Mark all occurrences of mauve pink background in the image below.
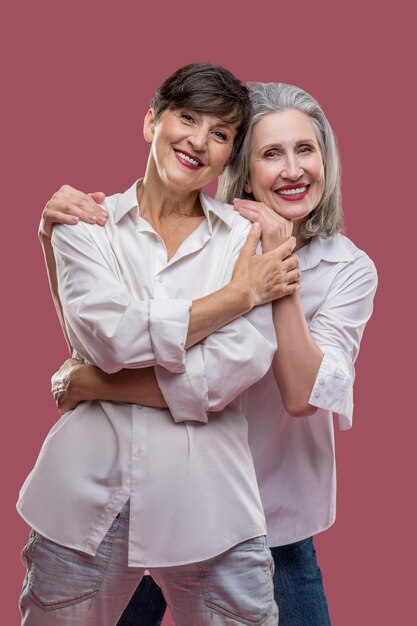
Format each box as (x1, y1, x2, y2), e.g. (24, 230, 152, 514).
(2, 1, 414, 624)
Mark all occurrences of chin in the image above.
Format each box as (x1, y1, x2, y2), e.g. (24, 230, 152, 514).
(277, 205, 311, 221)
(165, 172, 200, 191)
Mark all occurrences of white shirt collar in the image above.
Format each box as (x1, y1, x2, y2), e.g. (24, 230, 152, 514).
(298, 234, 354, 271)
(111, 180, 234, 231)
(112, 180, 140, 224)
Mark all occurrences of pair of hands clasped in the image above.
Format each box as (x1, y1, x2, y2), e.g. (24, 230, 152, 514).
(42, 186, 301, 413)
(231, 197, 299, 308)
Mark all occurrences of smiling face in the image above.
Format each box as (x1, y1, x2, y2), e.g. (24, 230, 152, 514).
(245, 109, 325, 230)
(144, 108, 239, 195)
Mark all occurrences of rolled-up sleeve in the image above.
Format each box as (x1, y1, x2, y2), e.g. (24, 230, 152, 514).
(308, 254, 378, 429)
(52, 223, 191, 374)
(308, 347, 354, 429)
(155, 298, 277, 424)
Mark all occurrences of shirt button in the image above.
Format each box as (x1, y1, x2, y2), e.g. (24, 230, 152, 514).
(314, 390, 320, 398)
(136, 405, 142, 410)
(157, 276, 164, 283)
(319, 377, 325, 385)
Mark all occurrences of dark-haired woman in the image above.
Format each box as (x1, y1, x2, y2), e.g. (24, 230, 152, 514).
(17, 65, 307, 625)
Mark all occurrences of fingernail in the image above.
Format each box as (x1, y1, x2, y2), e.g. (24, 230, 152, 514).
(89, 215, 98, 223)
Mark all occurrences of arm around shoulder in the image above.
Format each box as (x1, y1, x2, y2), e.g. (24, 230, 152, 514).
(51, 222, 191, 374)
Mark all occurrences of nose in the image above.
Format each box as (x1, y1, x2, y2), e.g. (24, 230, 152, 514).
(281, 154, 303, 181)
(187, 127, 208, 153)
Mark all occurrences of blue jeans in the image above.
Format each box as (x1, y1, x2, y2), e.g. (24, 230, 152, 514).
(271, 538, 331, 626)
(118, 537, 331, 626)
(116, 576, 167, 626)
(20, 501, 278, 625)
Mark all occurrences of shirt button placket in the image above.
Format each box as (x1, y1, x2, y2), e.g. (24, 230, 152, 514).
(130, 404, 147, 563)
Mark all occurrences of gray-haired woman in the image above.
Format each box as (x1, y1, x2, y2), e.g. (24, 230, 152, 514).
(216, 82, 377, 624)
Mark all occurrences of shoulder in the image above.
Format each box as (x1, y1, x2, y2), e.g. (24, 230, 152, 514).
(54, 188, 128, 242)
(301, 235, 378, 307)
(337, 235, 378, 282)
(202, 193, 251, 236)
(52, 220, 96, 245)
(317, 235, 378, 303)
(52, 195, 124, 252)
(100, 190, 126, 217)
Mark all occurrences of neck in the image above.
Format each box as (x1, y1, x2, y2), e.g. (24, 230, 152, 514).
(138, 162, 203, 222)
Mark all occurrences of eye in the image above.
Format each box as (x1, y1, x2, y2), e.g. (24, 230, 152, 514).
(264, 150, 281, 159)
(180, 112, 195, 123)
(298, 145, 314, 154)
(212, 130, 228, 142)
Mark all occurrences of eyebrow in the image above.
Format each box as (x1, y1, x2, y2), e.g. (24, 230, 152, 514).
(258, 138, 318, 150)
(257, 139, 319, 152)
(211, 119, 237, 130)
(191, 110, 237, 130)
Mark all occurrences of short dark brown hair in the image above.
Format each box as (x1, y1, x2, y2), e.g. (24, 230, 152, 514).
(151, 63, 252, 166)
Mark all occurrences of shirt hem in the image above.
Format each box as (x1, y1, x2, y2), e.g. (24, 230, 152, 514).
(127, 527, 267, 568)
(266, 515, 336, 548)
(16, 505, 97, 556)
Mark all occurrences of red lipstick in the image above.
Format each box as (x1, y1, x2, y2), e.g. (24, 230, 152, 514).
(174, 149, 204, 170)
(275, 183, 310, 202)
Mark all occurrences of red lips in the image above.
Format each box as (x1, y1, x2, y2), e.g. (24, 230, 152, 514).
(174, 149, 204, 170)
(275, 184, 310, 201)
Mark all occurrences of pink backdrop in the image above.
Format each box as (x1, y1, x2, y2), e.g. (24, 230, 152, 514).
(2, 1, 413, 624)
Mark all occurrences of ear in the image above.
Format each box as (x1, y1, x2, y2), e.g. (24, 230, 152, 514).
(143, 108, 156, 144)
(243, 179, 252, 194)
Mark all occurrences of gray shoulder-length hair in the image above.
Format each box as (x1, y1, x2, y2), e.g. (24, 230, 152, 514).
(217, 82, 344, 239)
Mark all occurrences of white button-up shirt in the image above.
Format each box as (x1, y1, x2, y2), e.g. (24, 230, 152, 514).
(17, 181, 277, 567)
(246, 234, 377, 547)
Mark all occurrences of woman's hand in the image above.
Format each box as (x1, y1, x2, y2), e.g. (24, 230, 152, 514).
(51, 358, 91, 414)
(233, 199, 292, 252)
(39, 185, 108, 240)
(232, 224, 301, 306)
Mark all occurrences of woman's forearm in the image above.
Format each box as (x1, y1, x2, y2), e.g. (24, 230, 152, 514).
(53, 361, 167, 412)
(86, 367, 167, 406)
(272, 294, 323, 417)
(185, 282, 251, 348)
(186, 232, 298, 347)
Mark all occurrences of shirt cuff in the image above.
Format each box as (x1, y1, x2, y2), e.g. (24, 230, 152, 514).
(308, 347, 353, 430)
(154, 344, 209, 423)
(149, 300, 192, 373)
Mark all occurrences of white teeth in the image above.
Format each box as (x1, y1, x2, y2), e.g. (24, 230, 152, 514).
(176, 151, 201, 166)
(278, 186, 307, 196)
